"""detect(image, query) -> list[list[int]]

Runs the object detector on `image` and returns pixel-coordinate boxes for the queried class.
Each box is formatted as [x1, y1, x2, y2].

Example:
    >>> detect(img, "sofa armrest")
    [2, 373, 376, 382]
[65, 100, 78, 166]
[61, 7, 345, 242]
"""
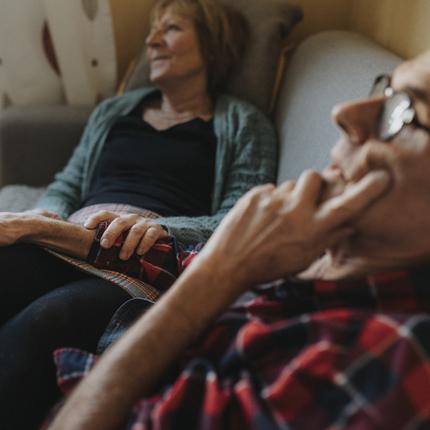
[0, 106, 92, 187]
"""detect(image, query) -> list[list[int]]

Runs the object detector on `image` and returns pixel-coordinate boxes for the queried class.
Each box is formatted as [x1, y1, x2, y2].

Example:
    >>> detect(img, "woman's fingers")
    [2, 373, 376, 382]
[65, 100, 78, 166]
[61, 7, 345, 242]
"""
[84, 211, 168, 258]
[137, 226, 168, 256]
[120, 223, 167, 260]
[100, 215, 136, 248]
[119, 222, 150, 259]
[84, 211, 118, 229]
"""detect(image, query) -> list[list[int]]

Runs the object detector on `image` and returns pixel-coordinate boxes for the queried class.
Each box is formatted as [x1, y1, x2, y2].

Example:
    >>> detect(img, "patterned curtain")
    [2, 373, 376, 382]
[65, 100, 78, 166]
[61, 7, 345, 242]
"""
[0, 0, 117, 109]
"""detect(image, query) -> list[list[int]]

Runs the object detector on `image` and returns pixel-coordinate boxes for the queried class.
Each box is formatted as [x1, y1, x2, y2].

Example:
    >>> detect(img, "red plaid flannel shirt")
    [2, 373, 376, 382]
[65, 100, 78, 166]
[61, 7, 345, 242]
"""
[46, 224, 430, 429]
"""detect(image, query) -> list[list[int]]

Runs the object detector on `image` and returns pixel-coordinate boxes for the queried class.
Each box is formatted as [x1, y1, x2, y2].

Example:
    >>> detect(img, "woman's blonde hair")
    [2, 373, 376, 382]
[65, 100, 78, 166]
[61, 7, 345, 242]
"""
[150, 0, 248, 97]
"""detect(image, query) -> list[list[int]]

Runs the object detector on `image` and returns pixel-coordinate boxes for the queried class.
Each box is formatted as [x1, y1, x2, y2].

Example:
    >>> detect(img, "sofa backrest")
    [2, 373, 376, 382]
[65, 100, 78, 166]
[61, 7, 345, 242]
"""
[275, 30, 402, 183]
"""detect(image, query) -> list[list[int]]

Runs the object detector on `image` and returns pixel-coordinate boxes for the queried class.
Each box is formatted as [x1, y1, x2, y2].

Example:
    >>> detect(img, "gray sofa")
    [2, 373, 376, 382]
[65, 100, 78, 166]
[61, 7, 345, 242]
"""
[0, 31, 402, 212]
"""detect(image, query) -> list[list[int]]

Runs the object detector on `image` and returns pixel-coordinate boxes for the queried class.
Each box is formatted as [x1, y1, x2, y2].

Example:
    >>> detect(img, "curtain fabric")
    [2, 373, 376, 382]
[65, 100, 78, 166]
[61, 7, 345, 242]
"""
[0, 0, 117, 109]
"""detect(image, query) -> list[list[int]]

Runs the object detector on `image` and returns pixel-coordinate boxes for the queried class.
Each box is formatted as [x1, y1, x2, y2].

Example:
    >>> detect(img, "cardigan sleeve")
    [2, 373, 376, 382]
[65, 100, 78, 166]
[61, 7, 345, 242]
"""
[34, 105, 104, 219]
[153, 106, 278, 244]
[34, 89, 153, 218]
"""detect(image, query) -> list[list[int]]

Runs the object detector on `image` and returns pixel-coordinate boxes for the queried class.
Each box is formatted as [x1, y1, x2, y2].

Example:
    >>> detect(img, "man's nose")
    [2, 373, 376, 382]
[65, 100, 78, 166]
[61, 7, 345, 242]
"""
[331, 97, 383, 145]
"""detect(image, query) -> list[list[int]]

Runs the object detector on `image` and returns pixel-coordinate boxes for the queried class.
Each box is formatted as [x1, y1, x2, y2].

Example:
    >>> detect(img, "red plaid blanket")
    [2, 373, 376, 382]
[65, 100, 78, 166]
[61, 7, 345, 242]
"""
[49, 267, 430, 429]
[45, 218, 200, 301]
[46, 204, 169, 300]
[86, 221, 201, 293]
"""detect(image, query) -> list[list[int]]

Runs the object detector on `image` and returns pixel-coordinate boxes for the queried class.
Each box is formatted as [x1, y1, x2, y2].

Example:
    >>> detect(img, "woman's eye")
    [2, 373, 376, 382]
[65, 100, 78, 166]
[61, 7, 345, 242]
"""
[166, 24, 180, 31]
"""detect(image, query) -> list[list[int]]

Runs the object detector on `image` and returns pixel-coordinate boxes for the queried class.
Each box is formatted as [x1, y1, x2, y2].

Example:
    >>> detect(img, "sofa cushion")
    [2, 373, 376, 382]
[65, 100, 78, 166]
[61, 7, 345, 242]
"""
[0, 185, 45, 212]
[122, 0, 302, 113]
[276, 30, 402, 183]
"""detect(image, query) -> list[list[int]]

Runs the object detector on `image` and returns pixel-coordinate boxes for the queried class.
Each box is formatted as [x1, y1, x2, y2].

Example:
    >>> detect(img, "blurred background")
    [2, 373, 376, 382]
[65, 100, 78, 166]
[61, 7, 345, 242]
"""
[0, 0, 429, 109]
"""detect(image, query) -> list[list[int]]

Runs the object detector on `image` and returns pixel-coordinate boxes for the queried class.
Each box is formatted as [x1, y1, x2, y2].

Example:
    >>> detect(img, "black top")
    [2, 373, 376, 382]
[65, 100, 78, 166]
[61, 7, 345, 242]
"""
[82, 97, 217, 217]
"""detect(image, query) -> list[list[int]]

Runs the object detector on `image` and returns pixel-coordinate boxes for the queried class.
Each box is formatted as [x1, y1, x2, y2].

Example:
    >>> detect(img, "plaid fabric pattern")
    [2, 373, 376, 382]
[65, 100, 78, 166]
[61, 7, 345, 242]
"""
[46, 204, 199, 301]
[51, 267, 430, 429]
[86, 221, 201, 294]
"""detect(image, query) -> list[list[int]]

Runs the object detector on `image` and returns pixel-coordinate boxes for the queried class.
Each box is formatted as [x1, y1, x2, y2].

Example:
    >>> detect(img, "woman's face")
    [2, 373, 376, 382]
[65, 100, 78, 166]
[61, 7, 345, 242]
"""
[145, 8, 206, 87]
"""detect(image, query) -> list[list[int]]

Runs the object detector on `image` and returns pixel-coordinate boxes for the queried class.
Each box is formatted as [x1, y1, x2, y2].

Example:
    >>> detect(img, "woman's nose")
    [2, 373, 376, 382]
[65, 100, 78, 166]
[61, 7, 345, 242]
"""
[331, 97, 383, 145]
[146, 27, 162, 47]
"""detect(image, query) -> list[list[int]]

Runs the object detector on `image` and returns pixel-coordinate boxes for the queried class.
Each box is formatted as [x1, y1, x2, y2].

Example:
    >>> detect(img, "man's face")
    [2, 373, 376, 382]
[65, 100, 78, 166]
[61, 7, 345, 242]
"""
[325, 51, 430, 258]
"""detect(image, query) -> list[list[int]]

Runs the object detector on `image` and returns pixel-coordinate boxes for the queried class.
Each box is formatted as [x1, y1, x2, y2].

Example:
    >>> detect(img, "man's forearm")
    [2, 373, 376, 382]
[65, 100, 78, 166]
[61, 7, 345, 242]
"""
[48, 253, 246, 430]
[20, 215, 95, 259]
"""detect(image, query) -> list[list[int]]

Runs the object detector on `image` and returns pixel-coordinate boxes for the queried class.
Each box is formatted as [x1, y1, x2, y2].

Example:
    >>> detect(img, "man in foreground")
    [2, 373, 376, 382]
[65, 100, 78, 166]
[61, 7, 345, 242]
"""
[5, 50, 430, 428]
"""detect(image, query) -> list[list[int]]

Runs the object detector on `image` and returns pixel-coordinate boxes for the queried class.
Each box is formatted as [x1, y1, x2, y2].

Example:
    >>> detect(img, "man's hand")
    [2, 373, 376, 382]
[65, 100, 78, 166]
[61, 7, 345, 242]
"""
[0, 212, 33, 246]
[84, 211, 168, 260]
[197, 169, 391, 291]
[0, 211, 95, 259]
[24, 208, 63, 220]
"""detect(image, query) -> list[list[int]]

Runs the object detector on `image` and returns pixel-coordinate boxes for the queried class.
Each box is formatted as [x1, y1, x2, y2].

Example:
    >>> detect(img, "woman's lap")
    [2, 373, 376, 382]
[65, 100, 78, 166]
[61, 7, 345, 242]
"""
[0, 243, 130, 429]
[0, 243, 86, 323]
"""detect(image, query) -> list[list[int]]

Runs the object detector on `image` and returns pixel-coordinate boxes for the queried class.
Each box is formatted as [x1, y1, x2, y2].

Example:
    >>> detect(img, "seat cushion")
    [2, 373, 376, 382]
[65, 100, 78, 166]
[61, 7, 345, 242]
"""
[275, 30, 402, 183]
[122, 0, 302, 113]
[0, 185, 45, 212]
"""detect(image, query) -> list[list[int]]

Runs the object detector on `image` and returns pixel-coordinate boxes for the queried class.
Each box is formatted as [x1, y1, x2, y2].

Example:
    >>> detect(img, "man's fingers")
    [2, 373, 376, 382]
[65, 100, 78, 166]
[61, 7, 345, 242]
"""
[347, 141, 398, 183]
[292, 170, 323, 206]
[84, 211, 118, 228]
[318, 169, 391, 229]
[363, 141, 398, 171]
[276, 180, 296, 193]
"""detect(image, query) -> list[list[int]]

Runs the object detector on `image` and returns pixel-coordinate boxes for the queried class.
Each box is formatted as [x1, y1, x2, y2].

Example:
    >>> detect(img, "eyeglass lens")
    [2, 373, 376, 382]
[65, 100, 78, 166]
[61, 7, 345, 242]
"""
[369, 75, 415, 140]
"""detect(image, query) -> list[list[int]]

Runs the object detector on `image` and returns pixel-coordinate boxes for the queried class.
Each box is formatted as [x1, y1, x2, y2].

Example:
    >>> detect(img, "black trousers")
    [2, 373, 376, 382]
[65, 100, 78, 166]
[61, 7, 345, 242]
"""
[0, 244, 130, 430]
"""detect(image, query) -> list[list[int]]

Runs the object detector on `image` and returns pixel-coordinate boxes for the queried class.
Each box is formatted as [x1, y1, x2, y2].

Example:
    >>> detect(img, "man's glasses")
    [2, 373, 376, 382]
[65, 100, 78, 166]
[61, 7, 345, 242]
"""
[369, 74, 430, 141]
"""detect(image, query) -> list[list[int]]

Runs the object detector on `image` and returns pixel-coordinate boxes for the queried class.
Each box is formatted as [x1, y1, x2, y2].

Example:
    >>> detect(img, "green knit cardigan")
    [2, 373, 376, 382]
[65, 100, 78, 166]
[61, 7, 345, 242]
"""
[36, 86, 278, 243]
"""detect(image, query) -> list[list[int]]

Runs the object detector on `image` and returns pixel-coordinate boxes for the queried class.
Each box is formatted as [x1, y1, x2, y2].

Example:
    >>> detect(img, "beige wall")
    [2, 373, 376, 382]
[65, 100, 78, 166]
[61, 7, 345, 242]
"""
[349, 0, 430, 59]
[109, 0, 155, 81]
[291, 0, 430, 59]
[110, 0, 430, 83]
[288, 0, 350, 41]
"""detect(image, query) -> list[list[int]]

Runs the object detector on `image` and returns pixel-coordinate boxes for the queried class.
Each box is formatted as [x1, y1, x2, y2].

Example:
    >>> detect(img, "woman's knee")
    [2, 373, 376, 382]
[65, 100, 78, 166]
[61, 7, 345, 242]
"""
[11, 280, 129, 349]
[16, 295, 74, 339]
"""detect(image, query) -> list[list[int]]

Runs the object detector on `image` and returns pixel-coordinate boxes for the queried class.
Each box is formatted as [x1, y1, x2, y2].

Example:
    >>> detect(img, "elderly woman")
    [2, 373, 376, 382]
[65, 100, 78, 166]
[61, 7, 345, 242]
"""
[36, 0, 276, 248]
[0, 0, 276, 428]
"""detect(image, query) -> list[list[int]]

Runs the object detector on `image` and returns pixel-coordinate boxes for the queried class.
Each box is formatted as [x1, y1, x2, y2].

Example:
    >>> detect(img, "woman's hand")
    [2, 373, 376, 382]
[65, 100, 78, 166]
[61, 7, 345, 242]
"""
[84, 211, 168, 260]
[196, 169, 391, 292]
